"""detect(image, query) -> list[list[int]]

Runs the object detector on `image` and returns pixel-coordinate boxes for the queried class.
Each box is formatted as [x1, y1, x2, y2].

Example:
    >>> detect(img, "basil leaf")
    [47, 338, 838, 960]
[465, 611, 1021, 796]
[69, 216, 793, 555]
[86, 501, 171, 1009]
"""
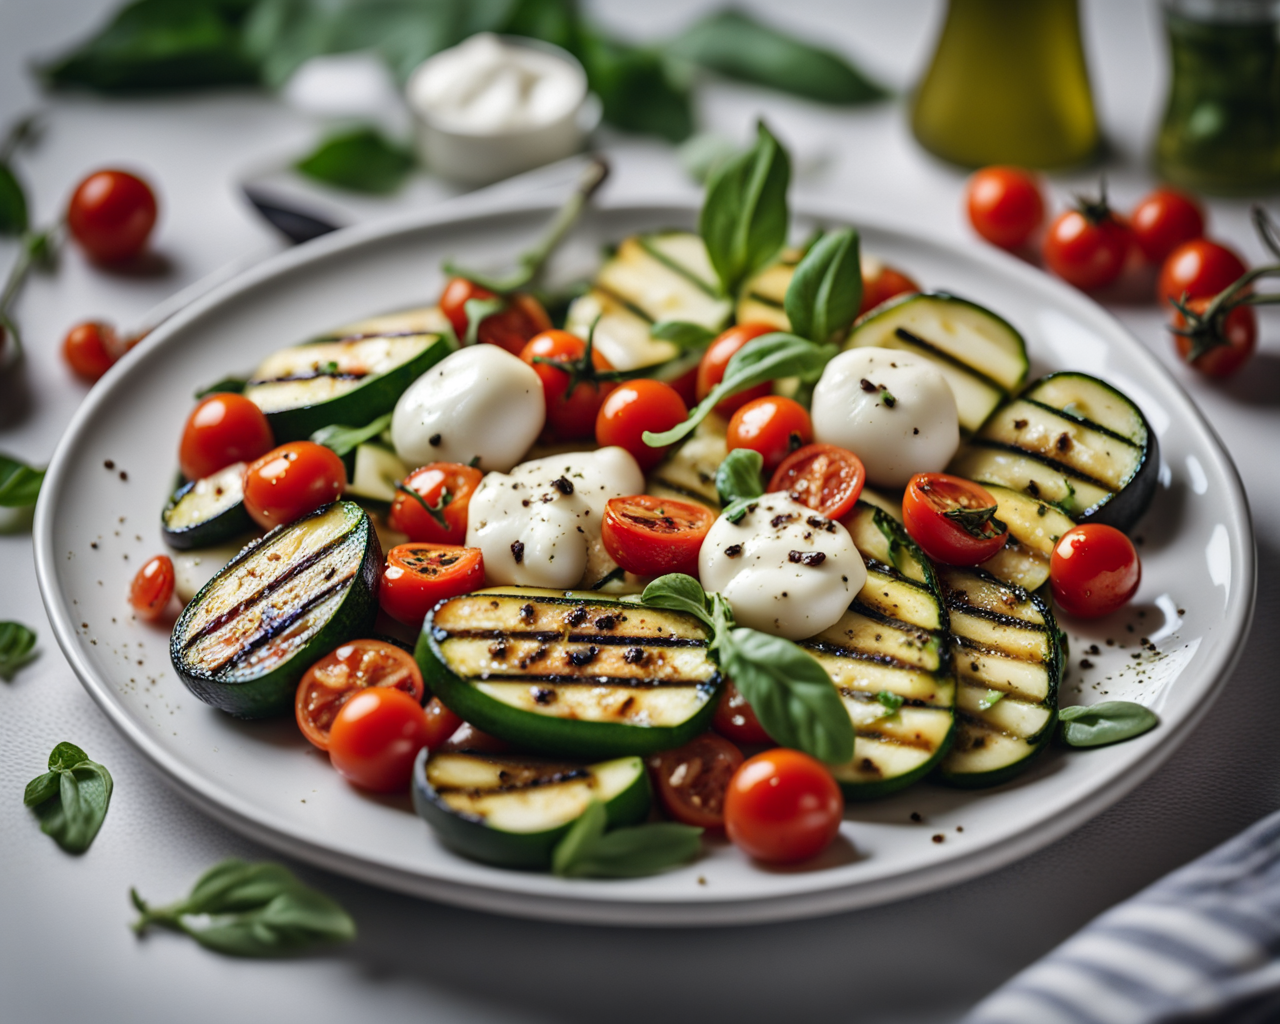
[784, 228, 861, 344]
[553, 801, 702, 878]
[650, 320, 716, 350]
[639, 573, 714, 630]
[0, 621, 37, 680]
[715, 448, 764, 507]
[699, 121, 790, 298]
[717, 627, 854, 764]
[310, 412, 393, 458]
[551, 799, 606, 875]
[462, 297, 506, 347]
[194, 376, 247, 398]
[24, 742, 113, 854]
[0, 164, 28, 236]
[1059, 701, 1159, 748]
[0, 454, 45, 508]
[576, 33, 693, 142]
[295, 126, 416, 195]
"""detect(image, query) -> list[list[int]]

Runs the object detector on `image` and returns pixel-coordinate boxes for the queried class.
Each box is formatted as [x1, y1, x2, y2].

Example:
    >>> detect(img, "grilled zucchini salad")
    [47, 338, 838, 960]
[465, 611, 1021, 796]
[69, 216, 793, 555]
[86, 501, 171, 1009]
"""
[140, 129, 1160, 878]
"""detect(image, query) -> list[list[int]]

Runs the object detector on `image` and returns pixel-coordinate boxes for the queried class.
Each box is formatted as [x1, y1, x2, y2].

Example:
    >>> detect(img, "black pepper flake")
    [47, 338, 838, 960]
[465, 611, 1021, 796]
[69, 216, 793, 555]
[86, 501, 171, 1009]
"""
[567, 646, 599, 667]
[521, 499, 530, 507]
[910, 812, 922, 823]
[860, 378, 878, 392]
[1086, 644, 1100, 655]
[1037, 504, 1048, 517]
[553, 476, 574, 495]
[1057, 433, 1072, 452]
[1026, 480, 1041, 498]
[429, 433, 442, 446]
[594, 615, 617, 630]
[932, 834, 945, 844]
[724, 544, 743, 558]
[1178, 608, 1186, 616]
[787, 431, 803, 453]
[511, 541, 525, 564]
[489, 642, 508, 660]
[913, 427, 919, 435]
[519, 603, 535, 623]
[103, 459, 115, 470]
[119, 471, 128, 481]
[623, 647, 649, 665]
[788, 550, 826, 567]
[565, 606, 588, 627]
[532, 687, 556, 705]
[1080, 659, 1094, 669]
[1106, 638, 1115, 646]
[90, 542, 98, 549]
[1013, 419, 1028, 430]
[324, 567, 336, 581]
[770, 513, 797, 528]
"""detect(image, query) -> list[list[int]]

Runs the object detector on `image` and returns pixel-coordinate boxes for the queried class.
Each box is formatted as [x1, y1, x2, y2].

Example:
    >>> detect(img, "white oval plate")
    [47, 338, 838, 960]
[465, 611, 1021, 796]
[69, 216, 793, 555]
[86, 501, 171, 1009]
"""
[34, 198, 1255, 926]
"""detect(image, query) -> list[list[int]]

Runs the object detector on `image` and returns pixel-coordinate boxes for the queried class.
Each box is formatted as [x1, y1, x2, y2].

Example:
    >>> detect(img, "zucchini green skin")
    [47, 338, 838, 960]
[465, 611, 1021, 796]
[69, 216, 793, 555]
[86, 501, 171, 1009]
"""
[160, 471, 252, 550]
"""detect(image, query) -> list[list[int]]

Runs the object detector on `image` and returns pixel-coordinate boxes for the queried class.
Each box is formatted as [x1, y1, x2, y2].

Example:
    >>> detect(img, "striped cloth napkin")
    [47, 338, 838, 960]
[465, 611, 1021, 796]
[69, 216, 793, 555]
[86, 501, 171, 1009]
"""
[961, 809, 1280, 1023]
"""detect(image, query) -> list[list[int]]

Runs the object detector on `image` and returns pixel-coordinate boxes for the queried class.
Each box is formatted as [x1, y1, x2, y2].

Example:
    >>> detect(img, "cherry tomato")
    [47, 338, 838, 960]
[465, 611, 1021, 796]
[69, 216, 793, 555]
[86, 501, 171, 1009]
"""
[242, 441, 346, 530]
[179, 393, 274, 482]
[67, 169, 157, 264]
[327, 687, 430, 793]
[669, 365, 699, 408]
[1171, 298, 1257, 378]
[768, 443, 866, 521]
[648, 734, 744, 829]
[129, 554, 174, 620]
[1131, 188, 1205, 264]
[421, 697, 464, 752]
[1158, 239, 1248, 306]
[595, 379, 688, 472]
[601, 495, 714, 577]
[388, 462, 483, 544]
[62, 321, 118, 381]
[295, 640, 424, 751]
[902, 473, 1009, 566]
[724, 749, 844, 864]
[1050, 524, 1141, 618]
[859, 261, 920, 315]
[726, 395, 813, 473]
[696, 324, 775, 417]
[519, 329, 616, 440]
[1043, 200, 1133, 291]
[712, 682, 772, 745]
[438, 720, 512, 754]
[439, 277, 552, 356]
[966, 166, 1045, 250]
[379, 543, 485, 626]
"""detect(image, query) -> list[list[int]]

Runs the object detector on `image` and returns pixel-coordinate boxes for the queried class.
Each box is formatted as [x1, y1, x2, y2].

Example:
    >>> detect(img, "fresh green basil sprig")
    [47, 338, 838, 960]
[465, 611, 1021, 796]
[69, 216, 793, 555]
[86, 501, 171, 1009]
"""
[715, 448, 765, 523]
[1059, 701, 1159, 748]
[785, 228, 862, 345]
[295, 126, 416, 195]
[24, 742, 113, 853]
[552, 800, 702, 878]
[310, 412, 393, 458]
[0, 621, 37, 680]
[131, 859, 356, 957]
[640, 574, 854, 764]
[0, 454, 44, 508]
[650, 320, 717, 350]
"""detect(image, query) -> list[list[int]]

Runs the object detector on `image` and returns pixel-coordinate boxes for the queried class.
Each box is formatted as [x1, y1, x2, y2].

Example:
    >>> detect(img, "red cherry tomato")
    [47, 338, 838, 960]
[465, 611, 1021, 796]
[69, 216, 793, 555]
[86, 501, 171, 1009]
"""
[438, 720, 512, 754]
[648, 734, 744, 829]
[1171, 298, 1257, 378]
[67, 169, 157, 264]
[669, 365, 699, 408]
[712, 682, 772, 745]
[242, 441, 346, 530]
[327, 687, 430, 793]
[519, 329, 616, 440]
[129, 554, 174, 620]
[697, 324, 775, 417]
[1043, 202, 1133, 291]
[595, 379, 688, 472]
[726, 395, 813, 473]
[179, 393, 274, 482]
[62, 321, 118, 381]
[1050, 524, 1141, 618]
[601, 495, 714, 578]
[966, 166, 1045, 250]
[294, 640, 424, 751]
[724, 749, 844, 864]
[379, 543, 485, 626]
[902, 473, 1009, 566]
[858, 262, 920, 315]
[421, 697, 464, 752]
[1131, 188, 1205, 264]
[439, 277, 552, 356]
[388, 462, 483, 544]
[1158, 239, 1248, 306]
[768, 443, 866, 521]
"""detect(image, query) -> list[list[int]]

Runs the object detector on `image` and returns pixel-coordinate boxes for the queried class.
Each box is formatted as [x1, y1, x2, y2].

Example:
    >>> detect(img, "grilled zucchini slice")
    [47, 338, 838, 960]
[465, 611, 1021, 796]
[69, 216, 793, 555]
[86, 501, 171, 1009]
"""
[170, 501, 381, 718]
[161, 462, 252, 550]
[417, 588, 723, 759]
[412, 750, 651, 869]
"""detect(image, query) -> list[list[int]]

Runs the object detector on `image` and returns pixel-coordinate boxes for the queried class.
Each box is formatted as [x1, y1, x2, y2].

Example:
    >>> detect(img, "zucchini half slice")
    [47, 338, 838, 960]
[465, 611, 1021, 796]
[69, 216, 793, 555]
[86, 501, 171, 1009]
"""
[170, 501, 381, 718]
[412, 749, 651, 869]
[417, 588, 723, 759]
[734, 248, 802, 330]
[244, 332, 450, 441]
[161, 462, 252, 550]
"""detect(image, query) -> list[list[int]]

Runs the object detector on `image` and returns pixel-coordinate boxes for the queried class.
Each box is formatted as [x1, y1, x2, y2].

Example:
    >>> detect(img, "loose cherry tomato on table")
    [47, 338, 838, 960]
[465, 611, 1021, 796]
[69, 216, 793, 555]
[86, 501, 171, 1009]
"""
[439, 277, 552, 356]
[1043, 193, 1133, 291]
[724, 748, 844, 864]
[379, 543, 485, 625]
[242, 441, 346, 530]
[712, 682, 772, 745]
[902, 473, 1009, 566]
[696, 323, 775, 417]
[294, 640, 424, 751]
[519, 329, 616, 440]
[1171, 297, 1257, 377]
[726, 395, 813, 473]
[1050, 524, 1141, 618]
[179, 392, 274, 482]
[1130, 188, 1205, 264]
[595, 379, 688, 472]
[601, 495, 714, 577]
[62, 321, 118, 381]
[388, 462, 483, 544]
[858, 260, 919, 315]
[67, 169, 157, 264]
[648, 734, 744, 829]
[768, 443, 866, 521]
[966, 166, 1045, 250]
[1158, 239, 1248, 306]
[327, 687, 430, 792]
[129, 554, 174, 619]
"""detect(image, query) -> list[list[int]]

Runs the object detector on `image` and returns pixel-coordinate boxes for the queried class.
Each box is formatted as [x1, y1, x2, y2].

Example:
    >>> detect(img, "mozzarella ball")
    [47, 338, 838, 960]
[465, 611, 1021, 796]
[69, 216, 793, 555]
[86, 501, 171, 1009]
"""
[811, 348, 959, 488]
[391, 345, 544, 472]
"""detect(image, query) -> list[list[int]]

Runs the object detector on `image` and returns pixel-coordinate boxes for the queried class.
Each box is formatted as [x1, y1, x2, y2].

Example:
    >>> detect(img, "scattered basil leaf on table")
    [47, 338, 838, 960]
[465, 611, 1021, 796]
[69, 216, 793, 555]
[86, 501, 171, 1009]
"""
[295, 126, 416, 195]
[1059, 702, 1159, 748]
[0, 621, 37, 680]
[193, 375, 248, 398]
[650, 320, 717, 350]
[0, 454, 45, 507]
[784, 228, 862, 344]
[552, 800, 703, 878]
[24, 742, 113, 853]
[311, 412, 393, 458]
[576, 33, 693, 142]
[131, 858, 356, 957]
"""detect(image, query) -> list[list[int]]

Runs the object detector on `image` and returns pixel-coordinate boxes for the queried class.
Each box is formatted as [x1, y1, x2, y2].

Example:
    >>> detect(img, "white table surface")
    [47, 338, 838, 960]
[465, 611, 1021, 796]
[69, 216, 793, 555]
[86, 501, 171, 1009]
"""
[2, 2, 1277, 1022]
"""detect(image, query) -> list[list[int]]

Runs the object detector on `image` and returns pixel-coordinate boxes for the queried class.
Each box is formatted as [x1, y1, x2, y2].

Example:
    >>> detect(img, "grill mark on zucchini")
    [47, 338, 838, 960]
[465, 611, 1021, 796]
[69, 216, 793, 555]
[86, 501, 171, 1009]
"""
[635, 237, 720, 297]
[593, 283, 655, 324]
[806, 638, 926, 671]
[247, 369, 368, 385]
[965, 439, 1112, 491]
[1019, 396, 1141, 448]
[465, 674, 709, 689]
[745, 289, 784, 309]
[892, 327, 1008, 394]
[437, 628, 706, 648]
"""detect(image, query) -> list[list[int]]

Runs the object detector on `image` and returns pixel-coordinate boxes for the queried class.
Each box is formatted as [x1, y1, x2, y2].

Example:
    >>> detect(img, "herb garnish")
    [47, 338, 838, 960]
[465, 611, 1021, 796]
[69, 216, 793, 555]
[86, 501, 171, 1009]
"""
[295, 126, 416, 195]
[715, 448, 765, 522]
[395, 481, 453, 530]
[551, 800, 702, 878]
[0, 620, 37, 680]
[311, 412, 393, 458]
[24, 742, 112, 853]
[942, 503, 1007, 540]
[1058, 701, 1159, 748]
[0, 453, 45, 508]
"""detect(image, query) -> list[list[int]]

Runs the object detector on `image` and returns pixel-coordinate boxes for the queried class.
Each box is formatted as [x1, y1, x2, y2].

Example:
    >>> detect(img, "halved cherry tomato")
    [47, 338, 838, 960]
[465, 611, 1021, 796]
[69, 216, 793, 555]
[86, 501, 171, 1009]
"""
[712, 682, 772, 745]
[242, 441, 346, 530]
[859, 261, 920, 315]
[601, 495, 714, 577]
[902, 473, 1009, 566]
[422, 697, 464, 752]
[295, 639, 424, 751]
[595, 379, 688, 471]
[724, 749, 844, 864]
[439, 277, 552, 356]
[327, 687, 430, 793]
[1131, 188, 1204, 264]
[966, 166, 1045, 250]
[648, 734, 744, 829]
[726, 395, 813, 472]
[768, 443, 865, 521]
[519, 329, 616, 440]
[1171, 298, 1257, 378]
[67, 169, 157, 264]
[179, 392, 274, 482]
[62, 321, 118, 381]
[129, 554, 174, 620]
[697, 323, 775, 417]
[388, 462, 483, 544]
[1050, 524, 1141, 618]
[1043, 196, 1132, 291]
[379, 543, 485, 625]
[1158, 239, 1248, 306]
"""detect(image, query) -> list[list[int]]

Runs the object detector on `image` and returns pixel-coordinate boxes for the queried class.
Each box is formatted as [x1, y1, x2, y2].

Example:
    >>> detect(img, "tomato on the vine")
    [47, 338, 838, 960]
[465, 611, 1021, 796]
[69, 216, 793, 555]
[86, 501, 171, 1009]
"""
[726, 395, 813, 472]
[712, 682, 772, 745]
[1158, 239, 1248, 306]
[62, 321, 118, 381]
[1171, 297, 1257, 377]
[595, 379, 688, 471]
[519, 329, 616, 440]
[601, 495, 714, 578]
[966, 166, 1045, 250]
[1043, 194, 1132, 291]
[327, 687, 430, 793]
[697, 324, 775, 417]
[295, 640, 424, 751]
[379, 543, 484, 625]
[768, 443, 866, 521]
[1131, 188, 1204, 264]
[902, 473, 1009, 566]
[439, 277, 551, 356]
[648, 734, 744, 829]
[724, 749, 844, 864]
[1050, 524, 1141, 618]
[242, 441, 346, 530]
[129, 554, 174, 619]
[67, 169, 157, 264]
[388, 462, 483, 544]
[179, 392, 274, 482]
[859, 261, 920, 315]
